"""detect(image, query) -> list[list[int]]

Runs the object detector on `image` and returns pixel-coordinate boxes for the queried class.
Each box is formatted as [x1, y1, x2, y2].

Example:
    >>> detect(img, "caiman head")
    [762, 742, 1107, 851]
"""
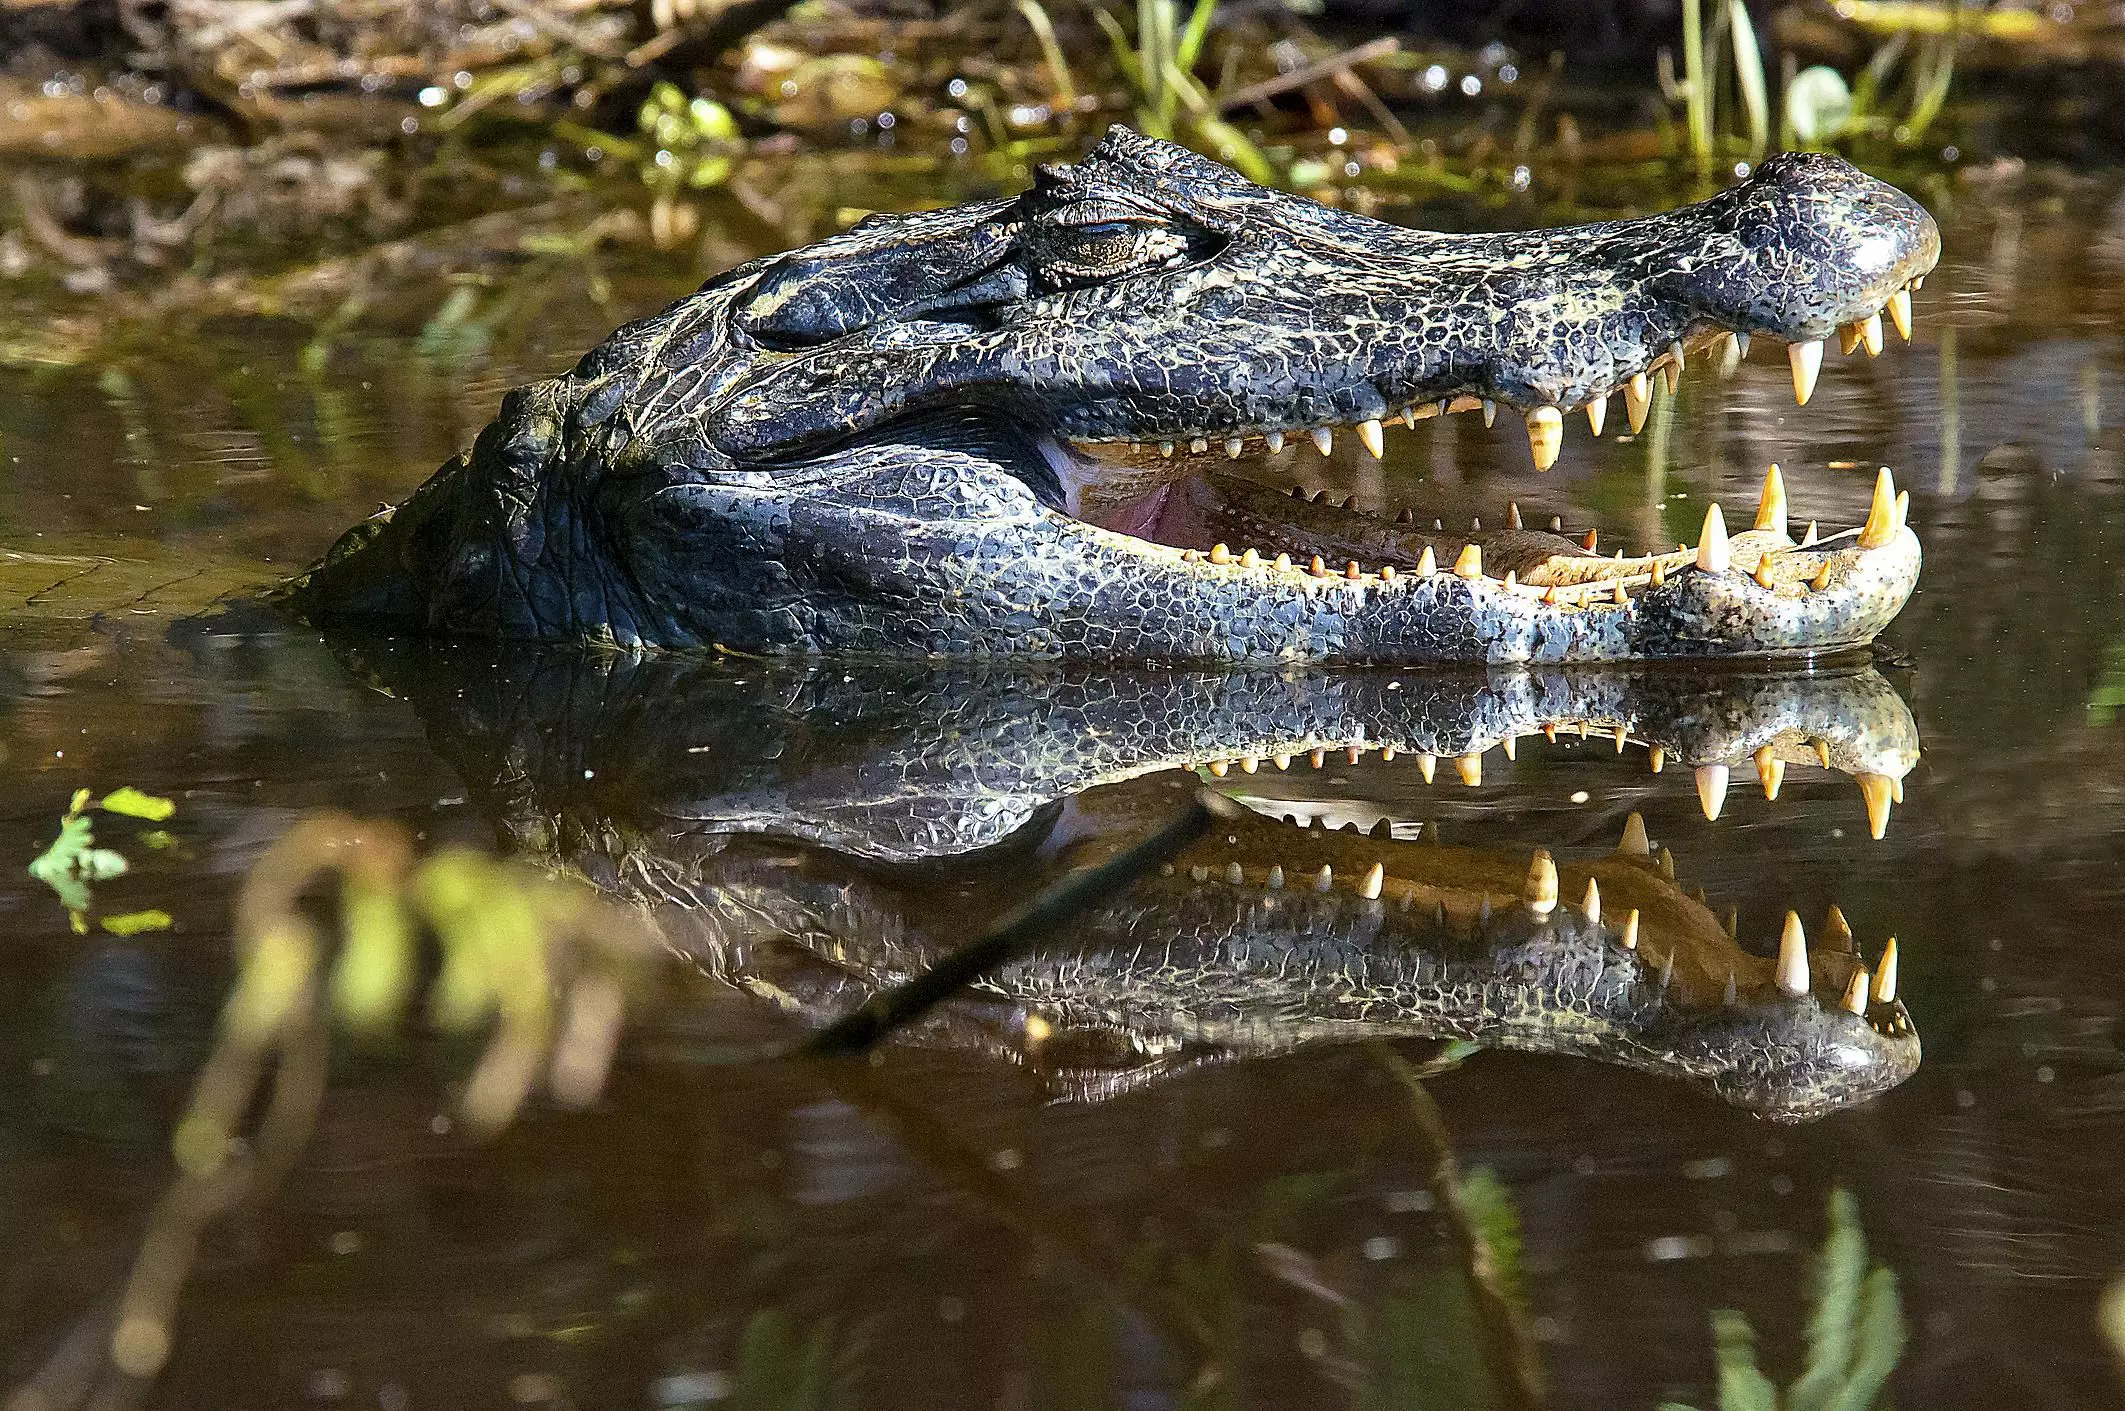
[354, 643, 1923, 1120]
[288, 126, 1938, 661]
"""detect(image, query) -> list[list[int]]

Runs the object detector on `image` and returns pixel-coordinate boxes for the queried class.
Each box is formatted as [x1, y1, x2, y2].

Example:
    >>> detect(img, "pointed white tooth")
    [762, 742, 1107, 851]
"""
[1266, 430, 1284, 453]
[1160, 440, 1175, 457]
[1621, 909, 1640, 950]
[1586, 397, 1607, 437]
[1225, 437, 1245, 458]
[1452, 544, 1482, 579]
[1311, 426, 1334, 455]
[1696, 763, 1730, 821]
[1400, 406, 1419, 429]
[1582, 877, 1601, 925]
[1887, 287, 1912, 341]
[1860, 311, 1883, 357]
[1754, 464, 1788, 536]
[1190, 438, 1209, 454]
[1789, 339, 1823, 405]
[1776, 911, 1810, 997]
[1619, 811, 1650, 856]
[1872, 937, 1899, 1003]
[1857, 466, 1898, 549]
[1482, 399, 1497, 428]
[1267, 864, 1284, 888]
[1523, 850, 1558, 916]
[1225, 861, 1245, 884]
[1525, 406, 1563, 471]
[1359, 862, 1384, 900]
[1624, 373, 1651, 434]
[1801, 520, 1819, 547]
[1314, 864, 1334, 892]
[1695, 502, 1731, 574]
[1358, 418, 1385, 459]
[1843, 968, 1869, 1014]
[1735, 330, 1750, 357]
[1416, 545, 1437, 576]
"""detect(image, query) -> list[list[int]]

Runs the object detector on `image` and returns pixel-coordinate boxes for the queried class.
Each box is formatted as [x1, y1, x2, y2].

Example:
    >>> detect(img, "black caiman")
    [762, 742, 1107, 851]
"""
[287, 127, 1938, 663]
[361, 645, 1921, 1119]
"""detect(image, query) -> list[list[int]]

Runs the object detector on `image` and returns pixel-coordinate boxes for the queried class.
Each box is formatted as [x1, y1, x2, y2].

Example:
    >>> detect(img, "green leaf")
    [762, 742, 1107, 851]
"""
[1824, 1268, 1903, 1411]
[97, 786, 176, 821]
[1790, 1189, 1869, 1411]
[101, 909, 173, 936]
[27, 813, 96, 885]
[1709, 1308, 1780, 1411]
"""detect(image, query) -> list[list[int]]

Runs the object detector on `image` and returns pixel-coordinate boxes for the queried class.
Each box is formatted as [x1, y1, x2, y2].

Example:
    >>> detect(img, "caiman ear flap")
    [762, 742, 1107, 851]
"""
[733, 201, 1025, 348]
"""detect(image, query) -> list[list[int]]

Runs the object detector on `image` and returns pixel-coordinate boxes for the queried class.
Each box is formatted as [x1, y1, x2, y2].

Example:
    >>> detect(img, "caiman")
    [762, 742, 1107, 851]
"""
[360, 644, 1922, 1119]
[286, 127, 1938, 663]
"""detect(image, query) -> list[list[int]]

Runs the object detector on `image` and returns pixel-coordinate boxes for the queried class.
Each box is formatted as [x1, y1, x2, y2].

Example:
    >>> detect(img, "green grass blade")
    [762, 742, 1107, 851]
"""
[1015, 0, 1080, 113]
[1727, 0, 1770, 159]
[1176, 0, 1219, 74]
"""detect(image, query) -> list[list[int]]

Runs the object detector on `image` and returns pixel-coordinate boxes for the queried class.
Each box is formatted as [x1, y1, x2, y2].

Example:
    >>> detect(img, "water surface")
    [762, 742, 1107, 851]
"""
[3, 157, 2123, 1410]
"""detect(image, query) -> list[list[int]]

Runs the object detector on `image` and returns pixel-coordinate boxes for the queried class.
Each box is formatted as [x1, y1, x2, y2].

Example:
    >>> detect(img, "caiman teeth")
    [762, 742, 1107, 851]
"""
[1358, 418, 1385, 459]
[1789, 339, 1824, 404]
[1871, 937, 1899, 1003]
[1775, 911, 1810, 997]
[1860, 312, 1884, 357]
[1696, 763, 1730, 821]
[1695, 503, 1731, 574]
[1843, 968, 1870, 1015]
[1524, 850, 1559, 915]
[1624, 373, 1652, 434]
[1754, 463, 1788, 536]
[1888, 287, 1913, 340]
[1311, 426, 1334, 455]
[1525, 406, 1563, 471]
[1585, 397, 1607, 437]
[1856, 466, 1899, 549]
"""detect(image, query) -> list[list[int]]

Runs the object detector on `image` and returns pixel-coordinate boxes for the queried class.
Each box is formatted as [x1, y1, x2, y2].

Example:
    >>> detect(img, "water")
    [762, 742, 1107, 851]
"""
[3, 157, 2124, 1410]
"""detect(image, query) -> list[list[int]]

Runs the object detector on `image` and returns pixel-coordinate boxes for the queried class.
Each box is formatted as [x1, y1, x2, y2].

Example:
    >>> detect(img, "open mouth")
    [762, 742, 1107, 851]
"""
[1069, 451, 1920, 661]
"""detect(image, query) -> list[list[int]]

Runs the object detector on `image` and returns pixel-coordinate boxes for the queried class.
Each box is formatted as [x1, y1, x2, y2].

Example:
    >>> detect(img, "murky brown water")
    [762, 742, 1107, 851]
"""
[5, 151, 2125, 1410]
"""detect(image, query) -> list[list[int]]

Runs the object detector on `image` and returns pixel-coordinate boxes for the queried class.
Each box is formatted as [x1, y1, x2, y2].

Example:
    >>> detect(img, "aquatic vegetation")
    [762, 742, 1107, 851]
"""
[26, 785, 177, 933]
[1662, 1190, 1905, 1411]
[1089, 0, 1278, 183]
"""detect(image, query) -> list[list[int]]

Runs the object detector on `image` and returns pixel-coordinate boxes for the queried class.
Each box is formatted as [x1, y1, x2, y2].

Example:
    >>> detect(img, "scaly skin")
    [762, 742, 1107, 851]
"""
[355, 643, 1920, 1118]
[286, 127, 1938, 661]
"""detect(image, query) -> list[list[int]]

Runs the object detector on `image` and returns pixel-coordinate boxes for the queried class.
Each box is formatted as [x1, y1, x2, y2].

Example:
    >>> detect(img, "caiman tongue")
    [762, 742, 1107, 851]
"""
[1093, 471, 1589, 580]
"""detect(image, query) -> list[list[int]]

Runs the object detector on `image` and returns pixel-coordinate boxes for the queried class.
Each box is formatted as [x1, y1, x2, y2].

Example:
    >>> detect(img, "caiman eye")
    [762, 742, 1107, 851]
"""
[1029, 215, 1194, 290]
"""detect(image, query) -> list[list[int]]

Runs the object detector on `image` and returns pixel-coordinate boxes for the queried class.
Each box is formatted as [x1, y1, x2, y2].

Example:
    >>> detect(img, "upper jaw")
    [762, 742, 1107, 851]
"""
[1050, 152, 1939, 472]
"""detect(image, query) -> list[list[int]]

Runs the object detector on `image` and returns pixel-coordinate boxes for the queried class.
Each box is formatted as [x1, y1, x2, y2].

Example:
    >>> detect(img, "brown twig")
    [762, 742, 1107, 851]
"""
[1216, 36, 1400, 112]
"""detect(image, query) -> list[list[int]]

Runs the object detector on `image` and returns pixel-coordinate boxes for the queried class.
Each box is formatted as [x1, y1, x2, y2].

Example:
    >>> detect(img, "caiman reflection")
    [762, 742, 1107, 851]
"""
[360, 647, 1923, 1120]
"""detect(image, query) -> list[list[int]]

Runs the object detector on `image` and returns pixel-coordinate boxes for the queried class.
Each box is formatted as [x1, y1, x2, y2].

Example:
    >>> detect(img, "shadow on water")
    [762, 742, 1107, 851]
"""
[6, 153, 2125, 1407]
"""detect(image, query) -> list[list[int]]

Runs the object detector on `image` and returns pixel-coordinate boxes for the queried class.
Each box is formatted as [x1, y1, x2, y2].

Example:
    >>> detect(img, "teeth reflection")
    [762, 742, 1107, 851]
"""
[1776, 912, 1810, 997]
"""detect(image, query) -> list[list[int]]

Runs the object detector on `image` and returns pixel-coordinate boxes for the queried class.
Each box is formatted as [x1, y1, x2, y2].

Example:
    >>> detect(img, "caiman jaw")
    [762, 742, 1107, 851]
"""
[1069, 462, 1920, 662]
[1069, 268, 1924, 473]
[1160, 809, 1917, 1119]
